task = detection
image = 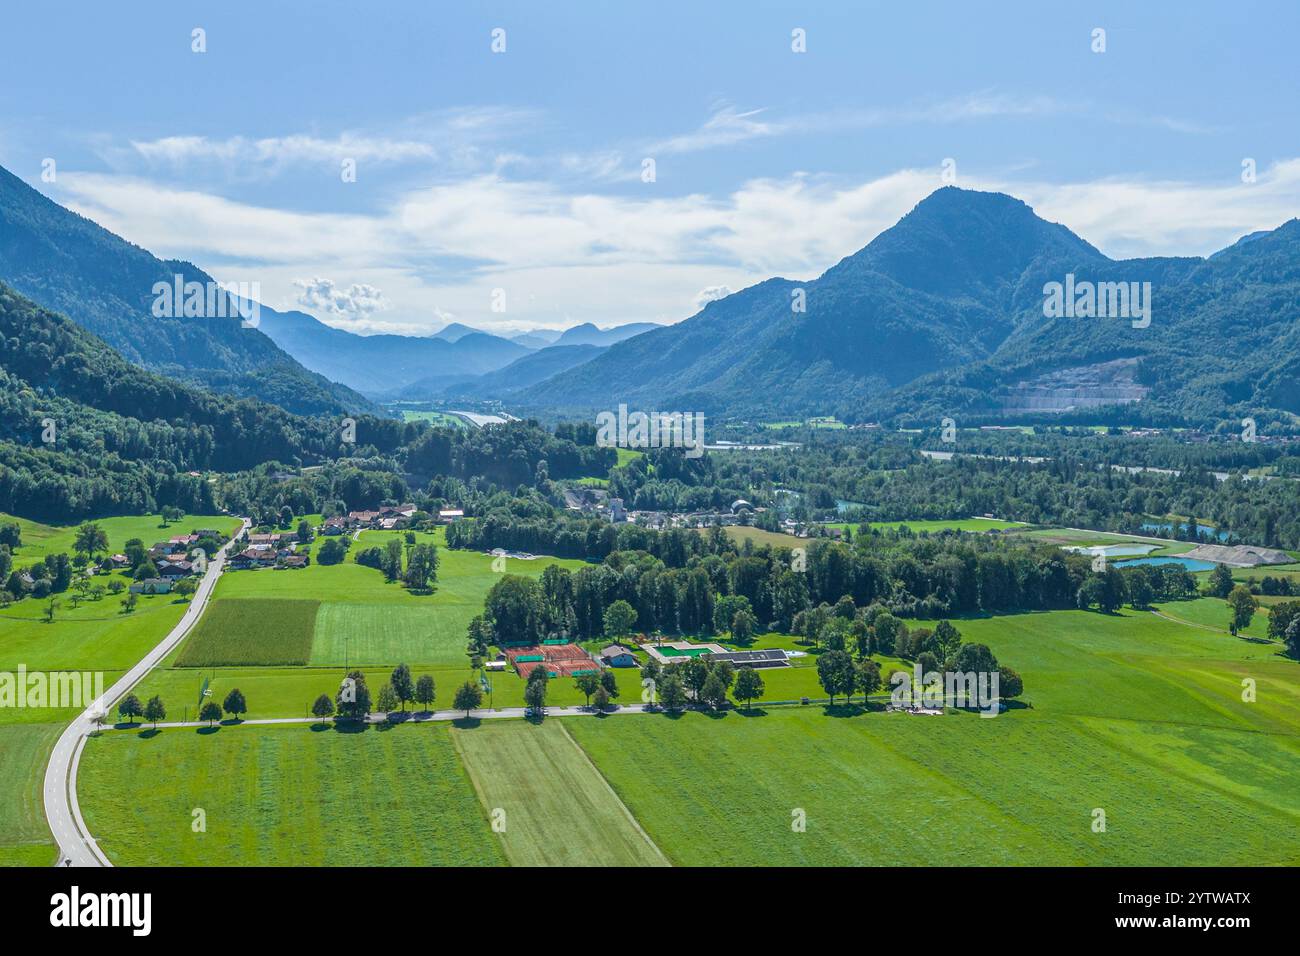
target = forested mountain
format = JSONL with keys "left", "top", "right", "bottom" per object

{"left": 0, "top": 283, "right": 415, "bottom": 521}
{"left": 438, "top": 344, "right": 608, "bottom": 399}
{"left": 520, "top": 187, "right": 1300, "bottom": 429}
{"left": 521, "top": 188, "right": 1102, "bottom": 416}
{"left": 0, "top": 165, "right": 375, "bottom": 416}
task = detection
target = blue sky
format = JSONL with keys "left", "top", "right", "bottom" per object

{"left": 2, "top": 0, "right": 1297, "bottom": 335}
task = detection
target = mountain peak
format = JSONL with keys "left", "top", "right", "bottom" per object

{"left": 826, "top": 186, "right": 1104, "bottom": 296}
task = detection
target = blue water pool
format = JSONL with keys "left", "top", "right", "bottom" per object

{"left": 1114, "top": 556, "right": 1216, "bottom": 572}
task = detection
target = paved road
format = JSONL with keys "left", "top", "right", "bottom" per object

{"left": 108, "top": 701, "right": 655, "bottom": 732}
{"left": 42, "top": 518, "right": 250, "bottom": 867}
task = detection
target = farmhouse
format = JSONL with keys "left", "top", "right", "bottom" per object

{"left": 129, "top": 578, "right": 172, "bottom": 594}
{"left": 156, "top": 560, "right": 193, "bottom": 579}
{"left": 599, "top": 644, "right": 638, "bottom": 667}
{"left": 438, "top": 509, "right": 464, "bottom": 522}
{"left": 229, "top": 549, "right": 276, "bottom": 570}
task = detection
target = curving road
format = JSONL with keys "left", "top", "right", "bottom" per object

{"left": 42, "top": 518, "right": 249, "bottom": 867}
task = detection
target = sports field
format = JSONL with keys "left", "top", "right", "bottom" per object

{"left": 78, "top": 722, "right": 503, "bottom": 866}
{"left": 452, "top": 719, "right": 667, "bottom": 867}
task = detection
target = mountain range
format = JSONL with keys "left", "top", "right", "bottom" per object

{"left": 516, "top": 187, "right": 1300, "bottom": 428}
{"left": 6, "top": 162, "right": 1300, "bottom": 430}
{"left": 0, "top": 166, "right": 375, "bottom": 417}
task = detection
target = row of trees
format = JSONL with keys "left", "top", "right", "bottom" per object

{"left": 114, "top": 688, "right": 246, "bottom": 728}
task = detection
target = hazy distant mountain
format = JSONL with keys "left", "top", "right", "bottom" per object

{"left": 508, "top": 329, "right": 564, "bottom": 349}
{"left": 255, "top": 311, "right": 532, "bottom": 396}
{"left": 432, "top": 322, "right": 484, "bottom": 342}
{"left": 520, "top": 186, "right": 1300, "bottom": 428}
{"left": 439, "top": 344, "right": 608, "bottom": 399}
{"left": 552, "top": 321, "right": 661, "bottom": 347}
{"left": 0, "top": 164, "right": 375, "bottom": 416}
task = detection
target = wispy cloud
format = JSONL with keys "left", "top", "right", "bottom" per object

{"left": 644, "top": 92, "right": 1210, "bottom": 157}
{"left": 52, "top": 157, "right": 1300, "bottom": 335}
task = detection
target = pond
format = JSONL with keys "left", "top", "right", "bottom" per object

{"left": 1114, "top": 556, "right": 1217, "bottom": 572}
{"left": 1140, "top": 521, "right": 1229, "bottom": 542}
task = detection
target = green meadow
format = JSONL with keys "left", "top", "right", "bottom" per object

{"left": 79, "top": 722, "right": 502, "bottom": 866}
{"left": 0, "top": 512, "right": 240, "bottom": 563}
{"left": 0, "top": 511, "right": 239, "bottom": 865}
{"left": 452, "top": 719, "right": 667, "bottom": 867}
{"left": 827, "top": 518, "right": 1027, "bottom": 534}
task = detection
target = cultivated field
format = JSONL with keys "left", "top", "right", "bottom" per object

{"left": 176, "top": 599, "right": 320, "bottom": 667}
{"left": 79, "top": 722, "right": 503, "bottom": 866}
{"left": 452, "top": 719, "right": 667, "bottom": 867}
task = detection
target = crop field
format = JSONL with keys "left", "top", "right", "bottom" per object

{"left": 308, "top": 603, "right": 465, "bottom": 666}
{"left": 566, "top": 701, "right": 1300, "bottom": 866}
{"left": 175, "top": 599, "right": 320, "bottom": 667}
{"left": 0, "top": 722, "right": 64, "bottom": 866}
{"left": 78, "top": 721, "right": 503, "bottom": 866}
{"left": 452, "top": 719, "right": 667, "bottom": 867}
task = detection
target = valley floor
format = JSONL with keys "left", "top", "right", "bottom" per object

{"left": 4, "top": 514, "right": 1299, "bottom": 866}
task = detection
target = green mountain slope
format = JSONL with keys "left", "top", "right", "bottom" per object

{"left": 521, "top": 187, "right": 1300, "bottom": 428}
{"left": 0, "top": 165, "right": 376, "bottom": 416}
{"left": 0, "top": 283, "right": 409, "bottom": 521}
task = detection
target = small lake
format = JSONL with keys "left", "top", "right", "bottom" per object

{"left": 1140, "top": 521, "right": 1229, "bottom": 542}
{"left": 1115, "top": 556, "right": 1216, "bottom": 572}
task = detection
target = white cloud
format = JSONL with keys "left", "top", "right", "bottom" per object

{"left": 693, "top": 285, "right": 734, "bottom": 310}
{"left": 50, "top": 158, "right": 1300, "bottom": 336}
{"left": 293, "top": 278, "right": 389, "bottom": 322}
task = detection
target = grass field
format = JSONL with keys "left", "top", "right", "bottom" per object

{"left": 310, "top": 603, "right": 472, "bottom": 667}
{"left": 78, "top": 722, "right": 503, "bottom": 866}
{"left": 0, "top": 722, "right": 64, "bottom": 866}
{"left": 210, "top": 529, "right": 585, "bottom": 676}
{"left": 0, "top": 511, "right": 238, "bottom": 865}
{"left": 452, "top": 719, "right": 667, "bottom": 867}
{"left": 175, "top": 599, "right": 319, "bottom": 667}
{"left": 566, "top": 702, "right": 1300, "bottom": 865}
{"left": 701, "top": 526, "right": 805, "bottom": 550}
{"left": 0, "top": 512, "right": 240, "bottom": 563}
{"left": 825, "top": 518, "right": 1027, "bottom": 534}
{"left": 1153, "top": 595, "right": 1272, "bottom": 640}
